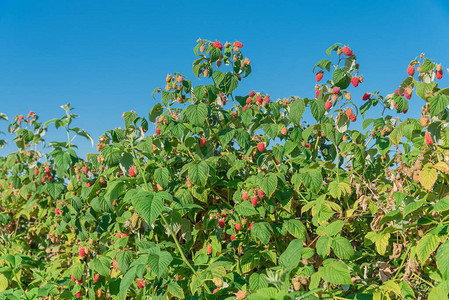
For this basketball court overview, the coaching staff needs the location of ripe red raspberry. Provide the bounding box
[407,65,415,76]
[248,90,255,97]
[242,192,248,201]
[316,72,324,82]
[315,89,321,98]
[436,70,443,79]
[76,291,82,298]
[242,105,248,112]
[257,142,265,152]
[45,166,50,173]
[213,41,223,50]
[404,89,412,100]
[325,101,332,110]
[248,222,254,230]
[93,274,100,283]
[236,290,248,300]
[82,167,88,174]
[342,46,354,56]
[345,108,353,117]
[55,208,60,215]
[332,86,341,95]
[86,182,91,188]
[349,114,357,122]
[233,112,238,118]
[156,128,161,135]
[235,41,243,48]
[41,177,46,183]
[235,223,242,231]
[351,77,359,87]
[18,115,24,120]
[213,288,220,294]
[362,93,371,101]
[137,279,145,289]
[207,245,212,255]
[264,96,270,103]
[246,97,252,104]
[129,167,137,178]
[425,133,432,145]
[34,168,39,175]
[403,109,408,114]
[251,196,258,206]
[257,190,265,199]
[199,138,206,147]
[230,235,236,241]
[218,219,225,228]
[256,96,262,103]
[79,247,86,258]
[71,275,76,282]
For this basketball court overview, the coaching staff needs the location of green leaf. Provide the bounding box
[251,222,271,245]
[365,230,390,255]
[416,82,435,100]
[313,59,332,72]
[289,98,306,125]
[120,266,136,300]
[417,234,441,263]
[262,123,279,140]
[92,257,111,277]
[420,59,436,73]
[134,193,164,225]
[116,251,133,273]
[284,219,306,240]
[419,164,438,191]
[331,236,354,259]
[188,161,209,186]
[403,200,425,217]
[167,281,184,298]
[147,247,173,278]
[235,201,258,216]
[0,273,7,292]
[301,168,322,193]
[433,197,449,212]
[428,286,448,300]
[429,94,449,117]
[46,183,65,200]
[260,173,278,198]
[154,167,170,189]
[316,236,331,258]
[310,99,326,122]
[437,240,449,280]
[184,103,208,127]
[332,69,351,89]
[279,239,303,270]
[218,128,235,147]
[249,273,269,291]
[318,261,352,285]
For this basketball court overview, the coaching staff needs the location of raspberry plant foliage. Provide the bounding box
[0,39,449,299]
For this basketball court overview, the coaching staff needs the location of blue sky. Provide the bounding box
[1,0,449,156]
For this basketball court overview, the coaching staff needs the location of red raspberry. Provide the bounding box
[251,196,258,206]
[34,168,39,175]
[235,41,243,48]
[332,86,340,94]
[71,275,76,282]
[129,167,137,178]
[86,182,91,188]
[362,93,371,101]
[55,208,60,215]
[315,89,321,98]
[257,190,265,199]
[316,72,324,82]
[156,128,161,135]
[404,89,412,100]
[235,223,242,231]
[248,90,255,97]
[76,291,82,298]
[248,222,254,230]
[345,108,353,117]
[213,41,223,50]
[199,138,206,147]
[82,167,88,174]
[137,279,145,289]
[233,112,238,118]
[351,77,359,87]
[264,96,270,103]
[257,143,265,152]
[325,101,332,110]
[342,46,354,56]
[79,248,86,258]
[242,192,248,201]
[242,105,248,112]
[218,219,225,228]
[246,97,252,104]
[230,235,236,241]
[93,274,100,283]
[18,115,24,120]
[207,245,212,255]
[425,133,432,145]
[407,65,415,76]
[349,114,357,122]
[436,70,443,79]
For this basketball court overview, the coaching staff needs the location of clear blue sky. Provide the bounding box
[1,0,449,156]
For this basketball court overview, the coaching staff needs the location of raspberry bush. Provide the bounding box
[1,39,449,299]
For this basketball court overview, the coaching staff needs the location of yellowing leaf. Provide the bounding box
[419,165,438,191]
